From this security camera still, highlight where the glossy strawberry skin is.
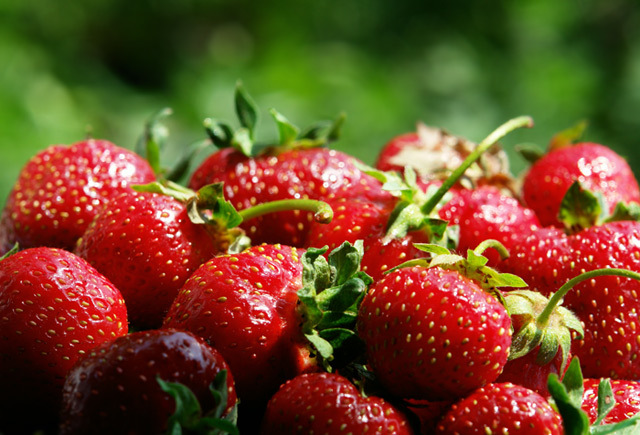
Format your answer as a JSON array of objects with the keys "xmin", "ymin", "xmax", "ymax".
[
  {"xmin": 582, "ymin": 378, "xmax": 640, "ymax": 424},
  {"xmin": 59, "ymin": 329, "xmax": 236, "ymax": 435},
  {"xmin": 0, "ymin": 247, "xmax": 128, "ymax": 431},
  {"xmin": 0, "ymin": 139, "xmax": 155, "ymax": 254},
  {"xmin": 260, "ymin": 372, "xmax": 414, "ymax": 434},
  {"xmin": 522, "ymin": 143, "xmax": 640, "ymax": 228},
  {"xmin": 188, "ymin": 147, "xmax": 391, "ymax": 247},
  {"xmin": 495, "ymin": 348, "xmax": 567, "ymax": 397},
  {"xmin": 357, "ymin": 266, "xmax": 512, "ymax": 401},
  {"xmin": 435, "ymin": 382, "xmax": 563, "ymax": 434},
  {"xmin": 75, "ymin": 191, "xmax": 219, "ymax": 329},
  {"xmin": 500, "ymin": 221, "xmax": 640, "ymax": 380},
  {"xmin": 438, "ymin": 186, "xmax": 540, "ymax": 265},
  {"xmin": 163, "ymin": 244, "xmax": 315, "ymax": 404}
]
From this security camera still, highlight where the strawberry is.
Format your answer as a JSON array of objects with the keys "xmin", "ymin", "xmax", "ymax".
[
  {"xmin": 0, "ymin": 139, "xmax": 155, "ymax": 254},
  {"xmin": 434, "ymin": 382, "xmax": 563, "ymax": 434},
  {"xmin": 356, "ymin": 244, "xmax": 525, "ymax": 402},
  {"xmin": 522, "ymin": 140, "xmax": 640, "ymax": 228},
  {"xmin": 500, "ymin": 214, "xmax": 640, "ymax": 379},
  {"xmin": 59, "ymin": 328, "xmax": 237, "ymax": 435},
  {"xmin": 0, "ymin": 247, "xmax": 128, "ymax": 433},
  {"xmin": 74, "ymin": 189, "xmax": 220, "ymax": 329},
  {"xmin": 163, "ymin": 241, "xmax": 370, "ymax": 406},
  {"xmin": 260, "ymin": 372, "xmax": 414, "ymax": 434},
  {"xmin": 187, "ymin": 83, "xmax": 391, "ymax": 247}
]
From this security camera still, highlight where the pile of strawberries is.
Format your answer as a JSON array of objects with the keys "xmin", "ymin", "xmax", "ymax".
[{"xmin": 2, "ymin": 84, "xmax": 640, "ymax": 434}]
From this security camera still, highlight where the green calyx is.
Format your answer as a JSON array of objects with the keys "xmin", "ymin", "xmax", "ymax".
[
  {"xmin": 296, "ymin": 240, "xmax": 373, "ymax": 371},
  {"xmin": 158, "ymin": 370, "xmax": 239, "ymax": 435},
  {"xmin": 559, "ymin": 181, "xmax": 640, "ymax": 234},
  {"xmin": 548, "ymin": 358, "xmax": 640, "ymax": 434},
  {"xmin": 387, "ymin": 240, "xmax": 527, "ymax": 304},
  {"xmin": 204, "ymin": 81, "xmax": 345, "ymax": 158},
  {"xmin": 132, "ymin": 181, "xmax": 333, "ymax": 254}
]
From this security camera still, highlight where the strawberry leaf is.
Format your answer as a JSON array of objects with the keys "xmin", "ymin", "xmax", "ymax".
[
  {"xmin": 204, "ymin": 118, "xmax": 235, "ymax": 149},
  {"xmin": 605, "ymin": 201, "xmax": 640, "ymax": 223},
  {"xmin": 234, "ymin": 81, "xmax": 258, "ymax": 140},
  {"xmin": 0, "ymin": 243, "xmax": 19, "ymax": 261},
  {"xmin": 190, "ymin": 183, "xmax": 243, "ymax": 229},
  {"xmin": 548, "ymin": 358, "xmax": 590, "ymax": 435},
  {"xmin": 136, "ymin": 107, "xmax": 172, "ymax": 176},
  {"xmin": 270, "ymin": 108, "xmax": 300, "ymax": 145},
  {"xmin": 594, "ymin": 378, "xmax": 615, "ymax": 426},
  {"xmin": 515, "ymin": 143, "xmax": 545, "ymax": 164},
  {"xmin": 548, "ymin": 120, "xmax": 588, "ymax": 151}
]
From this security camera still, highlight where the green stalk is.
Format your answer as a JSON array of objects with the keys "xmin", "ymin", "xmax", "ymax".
[
  {"xmin": 421, "ymin": 115, "xmax": 533, "ymax": 214},
  {"xmin": 473, "ymin": 239, "xmax": 511, "ymax": 261},
  {"xmin": 537, "ymin": 268, "xmax": 640, "ymax": 328},
  {"xmin": 238, "ymin": 198, "xmax": 333, "ymax": 224}
]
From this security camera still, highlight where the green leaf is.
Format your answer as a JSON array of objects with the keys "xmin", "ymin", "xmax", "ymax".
[
  {"xmin": 158, "ymin": 377, "xmax": 203, "ymax": 432},
  {"xmin": 270, "ymin": 108, "xmax": 300, "ymax": 145},
  {"xmin": 412, "ymin": 243, "xmax": 452, "ymax": 256},
  {"xmin": 515, "ymin": 143, "xmax": 545, "ymax": 164},
  {"xmin": 165, "ymin": 139, "xmax": 211, "ymax": 183},
  {"xmin": 559, "ymin": 181, "xmax": 607, "ymax": 233},
  {"xmin": 327, "ymin": 240, "xmax": 367, "ymax": 286},
  {"xmin": 231, "ymin": 127, "xmax": 254, "ymax": 157},
  {"xmin": 305, "ymin": 331, "xmax": 334, "ymax": 360},
  {"xmin": 204, "ymin": 118, "xmax": 235, "ymax": 150},
  {"xmin": 190, "ymin": 183, "xmax": 243, "ymax": 229},
  {"xmin": 549, "ymin": 120, "xmax": 588, "ymax": 151},
  {"xmin": 590, "ymin": 413, "xmax": 640, "ymax": 434},
  {"xmin": 234, "ymin": 81, "xmax": 258, "ymax": 140},
  {"xmin": 0, "ymin": 243, "xmax": 19, "ymax": 260},
  {"xmin": 137, "ymin": 107, "xmax": 172, "ymax": 176},
  {"xmin": 594, "ymin": 379, "xmax": 615, "ymax": 426},
  {"xmin": 605, "ymin": 201, "xmax": 640, "ymax": 223},
  {"xmin": 548, "ymin": 358, "xmax": 590, "ymax": 435}
]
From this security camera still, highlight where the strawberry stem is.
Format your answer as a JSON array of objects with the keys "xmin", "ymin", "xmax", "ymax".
[
  {"xmin": 238, "ymin": 199, "xmax": 333, "ymax": 224},
  {"xmin": 473, "ymin": 239, "xmax": 511, "ymax": 260},
  {"xmin": 421, "ymin": 115, "xmax": 534, "ymax": 214},
  {"xmin": 537, "ymin": 268, "xmax": 640, "ymax": 328}
]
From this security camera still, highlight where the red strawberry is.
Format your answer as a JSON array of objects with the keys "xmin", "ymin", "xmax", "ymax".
[
  {"xmin": 438, "ymin": 185, "xmax": 540, "ymax": 266},
  {"xmin": 500, "ymin": 219, "xmax": 640, "ymax": 380},
  {"xmin": 59, "ymin": 329, "xmax": 237, "ymax": 435},
  {"xmin": 0, "ymin": 139, "xmax": 155, "ymax": 253},
  {"xmin": 74, "ymin": 190, "xmax": 220, "ymax": 329},
  {"xmin": 260, "ymin": 372, "xmax": 414, "ymax": 434},
  {"xmin": 434, "ymin": 382, "xmax": 563, "ymax": 434},
  {"xmin": 522, "ymin": 141, "xmax": 640, "ymax": 228},
  {"xmin": 187, "ymin": 84, "xmax": 391, "ymax": 247},
  {"xmin": 357, "ymin": 245, "xmax": 523, "ymax": 401},
  {"xmin": 0, "ymin": 247, "xmax": 128, "ymax": 433},
  {"xmin": 163, "ymin": 241, "xmax": 371, "ymax": 406}
]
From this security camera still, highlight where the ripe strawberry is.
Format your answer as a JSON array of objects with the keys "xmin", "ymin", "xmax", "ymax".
[
  {"xmin": 434, "ymin": 382, "xmax": 563, "ymax": 434},
  {"xmin": 357, "ymin": 244, "xmax": 524, "ymax": 402},
  {"xmin": 260, "ymin": 372, "xmax": 414, "ymax": 434},
  {"xmin": 59, "ymin": 328, "xmax": 237, "ymax": 435},
  {"xmin": 74, "ymin": 189, "xmax": 220, "ymax": 329},
  {"xmin": 0, "ymin": 139, "xmax": 155, "ymax": 254},
  {"xmin": 163, "ymin": 242, "xmax": 370, "ymax": 406},
  {"xmin": 582, "ymin": 378, "xmax": 640, "ymax": 425},
  {"xmin": 500, "ymin": 219, "xmax": 640, "ymax": 380},
  {"xmin": 522, "ymin": 141, "xmax": 640, "ymax": 228},
  {"xmin": 187, "ymin": 83, "xmax": 391, "ymax": 247},
  {"xmin": 0, "ymin": 247, "xmax": 128, "ymax": 433}
]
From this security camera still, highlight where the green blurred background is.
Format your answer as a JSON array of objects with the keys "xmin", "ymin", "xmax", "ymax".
[{"xmin": 2, "ymin": 0, "xmax": 640, "ymax": 208}]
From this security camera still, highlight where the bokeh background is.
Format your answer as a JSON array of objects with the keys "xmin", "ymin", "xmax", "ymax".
[{"xmin": 2, "ymin": 0, "xmax": 640, "ymax": 207}]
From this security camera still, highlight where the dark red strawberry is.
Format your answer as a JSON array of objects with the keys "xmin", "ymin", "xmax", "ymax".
[
  {"xmin": 0, "ymin": 247, "xmax": 128, "ymax": 433},
  {"xmin": 357, "ymin": 244, "xmax": 524, "ymax": 402},
  {"xmin": 163, "ymin": 242, "xmax": 371, "ymax": 406},
  {"xmin": 187, "ymin": 83, "xmax": 391, "ymax": 247},
  {"xmin": 522, "ymin": 141, "xmax": 640, "ymax": 228},
  {"xmin": 0, "ymin": 139, "xmax": 155, "ymax": 254},
  {"xmin": 434, "ymin": 382, "xmax": 563, "ymax": 434},
  {"xmin": 59, "ymin": 328, "xmax": 237, "ymax": 435},
  {"xmin": 260, "ymin": 372, "xmax": 414, "ymax": 434},
  {"xmin": 74, "ymin": 189, "xmax": 220, "ymax": 329}
]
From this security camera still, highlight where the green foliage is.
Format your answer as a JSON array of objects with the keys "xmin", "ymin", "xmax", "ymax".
[{"xmin": 2, "ymin": 0, "xmax": 640, "ymax": 209}]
